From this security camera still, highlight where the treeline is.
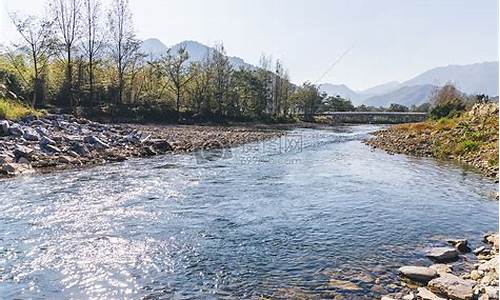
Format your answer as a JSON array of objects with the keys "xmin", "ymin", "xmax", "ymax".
[{"xmin": 0, "ymin": 0, "xmax": 329, "ymax": 122}]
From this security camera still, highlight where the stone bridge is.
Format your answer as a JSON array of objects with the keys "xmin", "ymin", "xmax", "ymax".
[{"xmin": 312, "ymin": 111, "xmax": 428, "ymax": 124}]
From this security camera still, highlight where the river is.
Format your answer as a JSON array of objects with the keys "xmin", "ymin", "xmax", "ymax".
[{"xmin": 0, "ymin": 125, "xmax": 497, "ymax": 299}]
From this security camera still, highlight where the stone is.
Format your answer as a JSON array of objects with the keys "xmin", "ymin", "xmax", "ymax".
[
  {"xmin": 22, "ymin": 128, "xmax": 40, "ymax": 141},
  {"xmin": 398, "ymin": 266, "xmax": 438, "ymax": 283},
  {"xmin": 484, "ymin": 234, "xmax": 499, "ymax": 251},
  {"xmin": 426, "ymin": 247, "xmax": 459, "ymax": 262},
  {"xmin": 402, "ymin": 293, "xmax": 415, "ymax": 300},
  {"xmin": 429, "ymin": 264, "xmax": 452, "ymax": 275},
  {"xmin": 39, "ymin": 136, "xmax": 56, "ymax": 146},
  {"xmin": 42, "ymin": 144, "xmax": 61, "ymax": 153},
  {"xmin": 1, "ymin": 162, "xmax": 33, "ymax": 176},
  {"xmin": 8, "ymin": 124, "xmax": 24, "ymax": 136},
  {"xmin": 328, "ymin": 279, "xmax": 362, "ymax": 291},
  {"xmin": 381, "ymin": 296, "xmax": 397, "ymax": 300},
  {"xmin": 14, "ymin": 146, "xmax": 33, "ymax": 159},
  {"xmin": 428, "ymin": 273, "xmax": 474, "ymax": 300},
  {"xmin": 417, "ymin": 287, "xmax": 446, "ymax": 300},
  {"xmin": 447, "ymin": 239, "xmax": 471, "ymax": 253},
  {"xmin": 0, "ymin": 120, "xmax": 10, "ymax": 135},
  {"xmin": 84, "ymin": 135, "xmax": 109, "ymax": 149},
  {"xmin": 470, "ymin": 270, "xmax": 483, "ymax": 280},
  {"xmin": 481, "ymin": 286, "xmax": 499, "ymax": 300},
  {"xmin": 474, "ymin": 246, "xmax": 487, "ymax": 255},
  {"xmin": 478, "ymin": 256, "xmax": 498, "ymax": 273}
]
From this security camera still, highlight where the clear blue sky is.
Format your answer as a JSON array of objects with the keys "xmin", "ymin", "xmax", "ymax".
[{"xmin": 1, "ymin": 0, "xmax": 498, "ymax": 90}]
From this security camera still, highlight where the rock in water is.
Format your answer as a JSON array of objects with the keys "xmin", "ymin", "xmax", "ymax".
[
  {"xmin": 398, "ymin": 266, "xmax": 438, "ymax": 283},
  {"xmin": 417, "ymin": 287, "xmax": 446, "ymax": 300},
  {"xmin": 428, "ymin": 273, "xmax": 474, "ymax": 300},
  {"xmin": 447, "ymin": 239, "xmax": 471, "ymax": 253},
  {"xmin": 0, "ymin": 120, "xmax": 9, "ymax": 135},
  {"xmin": 426, "ymin": 247, "xmax": 459, "ymax": 262}
]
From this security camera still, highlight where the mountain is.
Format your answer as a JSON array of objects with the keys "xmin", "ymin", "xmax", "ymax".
[
  {"xmin": 360, "ymin": 81, "xmax": 400, "ymax": 96},
  {"xmin": 363, "ymin": 84, "xmax": 437, "ymax": 107},
  {"xmin": 140, "ymin": 38, "xmax": 256, "ymax": 70},
  {"xmin": 400, "ymin": 61, "xmax": 498, "ymax": 96},
  {"xmin": 140, "ymin": 38, "xmax": 169, "ymax": 59},
  {"xmin": 320, "ymin": 61, "xmax": 498, "ymax": 107},
  {"xmin": 318, "ymin": 83, "xmax": 366, "ymax": 105}
]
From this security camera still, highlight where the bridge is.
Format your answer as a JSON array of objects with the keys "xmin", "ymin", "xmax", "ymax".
[{"xmin": 312, "ymin": 111, "xmax": 428, "ymax": 124}]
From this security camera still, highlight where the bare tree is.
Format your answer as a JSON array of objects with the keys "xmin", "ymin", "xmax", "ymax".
[
  {"xmin": 9, "ymin": 14, "xmax": 55, "ymax": 107},
  {"xmin": 108, "ymin": 0, "xmax": 140, "ymax": 104},
  {"xmin": 154, "ymin": 46, "xmax": 195, "ymax": 119},
  {"xmin": 81, "ymin": 0, "xmax": 104, "ymax": 105},
  {"xmin": 212, "ymin": 43, "xmax": 233, "ymax": 118},
  {"xmin": 52, "ymin": 0, "xmax": 81, "ymax": 108}
]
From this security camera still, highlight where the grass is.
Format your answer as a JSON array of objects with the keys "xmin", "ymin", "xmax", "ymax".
[{"xmin": 0, "ymin": 98, "xmax": 40, "ymax": 120}]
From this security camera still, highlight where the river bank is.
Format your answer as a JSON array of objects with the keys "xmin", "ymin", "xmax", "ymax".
[
  {"xmin": 382, "ymin": 233, "xmax": 499, "ymax": 300},
  {"xmin": 365, "ymin": 103, "xmax": 499, "ymax": 179},
  {"xmin": 0, "ymin": 114, "xmax": 283, "ymax": 178}
]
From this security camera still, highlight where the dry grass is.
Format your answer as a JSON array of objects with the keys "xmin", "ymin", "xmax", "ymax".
[{"xmin": 0, "ymin": 98, "xmax": 41, "ymax": 120}]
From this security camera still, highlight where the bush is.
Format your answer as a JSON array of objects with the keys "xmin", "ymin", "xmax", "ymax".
[{"xmin": 0, "ymin": 98, "xmax": 40, "ymax": 120}]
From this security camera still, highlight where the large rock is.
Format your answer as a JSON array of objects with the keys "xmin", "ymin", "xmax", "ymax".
[
  {"xmin": 398, "ymin": 266, "xmax": 438, "ymax": 283},
  {"xmin": 84, "ymin": 135, "xmax": 109, "ymax": 149},
  {"xmin": 1, "ymin": 162, "xmax": 34, "ymax": 176},
  {"xmin": 8, "ymin": 124, "xmax": 24, "ymax": 136},
  {"xmin": 417, "ymin": 287, "xmax": 446, "ymax": 300},
  {"xmin": 428, "ymin": 273, "xmax": 474, "ymax": 300},
  {"xmin": 22, "ymin": 128, "xmax": 40, "ymax": 141},
  {"xmin": 426, "ymin": 247, "xmax": 459, "ymax": 262},
  {"xmin": 447, "ymin": 239, "xmax": 471, "ymax": 253},
  {"xmin": 14, "ymin": 146, "xmax": 34, "ymax": 159},
  {"xmin": 478, "ymin": 256, "xmax": 498, "ymax": 273},
  {"xmin": 39, "ymin": 136, "xmax": 56, "ymax": 146},
  {"xmin": 484, "ymin": 233, "xmax": 499, "ymax": 251},
  {"xmin": 0, "ymin": 120, "xmax": 9, "ymax": 135}
]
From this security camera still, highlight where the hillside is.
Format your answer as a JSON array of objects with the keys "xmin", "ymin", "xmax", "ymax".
[
  {"xmin": 363, "ymin": 84, "xmax": 436, "ymax": 107},
  {"xmin": 366, "ymin": 103, "xmax": 499, "ymax": 178}
]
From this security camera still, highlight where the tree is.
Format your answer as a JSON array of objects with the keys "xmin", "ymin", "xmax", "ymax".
[
  {"xmin": 323, "ymin": 95, "xmax": 355, "ymax": 112},
  {"xmin": 9, "ymin": 14, "xmax": 55, "ymax": 107},
  {"xmin": 81, "ymin": 0, "xmax": 104, "ymax": 105},
  {"xmin": 291, "ymin": 82, "xmax": 324, "ymax": 119},
  {"xmin": 108, "ymin": 0, "xmax": 140, "ymax": 104},
  {"xmin": 429, "ymin": 84, "xmax": 466, "ymax": 118},
  {"xmin": 212, "ymin": 43, "xmax": 233, "ymax": 118},
  {"xmin": 52, "ymin": 0, "xmax": 81, "ymax": 107},
  {"xmin": 154, "ymin": 46, "xmax": 194, "ymax": 118},
  {"xmin": 387, "ymin": 103, "xmax": 409, "ymax": 112}
]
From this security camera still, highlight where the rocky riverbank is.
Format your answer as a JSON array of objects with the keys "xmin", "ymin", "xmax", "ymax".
[
  {"xmin": 0, "ymin": 114, "xmax": 283, "ymax": 178},
  {"xmin": 382, "ymin": 233, "xmax": 499, "ymax": 300},
  {"xmin": 366, "ymin": 103, "xmax": 499, "ymax": 179}
]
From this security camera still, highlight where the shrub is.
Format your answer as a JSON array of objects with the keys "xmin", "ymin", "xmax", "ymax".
[{"xmin": 0, "ymin": 98, "xmax": 40, "ymax": 120}]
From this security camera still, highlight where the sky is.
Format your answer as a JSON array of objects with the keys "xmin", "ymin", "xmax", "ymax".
[{"xmin": 0, "ymin": 0, "xmax": 498, "ymax": 90}]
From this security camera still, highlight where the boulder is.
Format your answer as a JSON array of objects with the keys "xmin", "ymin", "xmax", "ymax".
[
  {"xmin": 1, "ymin": 162, "xmax": 33, "ymax": 176},
  {"xmin": 473, "ymin": 246, "xmax": 487, "ymax": 255},
  {"xmin": 484, "ymin": 233, "xmax": 499, "ymax": 251},
  {"xmin": 478, "ymin": 256, "xmax": 498, "ymax": 273},
  {"xmin": 398, "ymin": 266, "xmax": 438, "ymax": 283},
  {"xmin": 9, "ymin": 124, "xmax": 24, "ymax": 136},
  {"xmin": 428, "ymin": 273, "xmax": 474, "ymax": 300},
  {"xmin": 22, "ymin": 128, "xmax": 40, "ymax": 141},
  {"xmin": 447, "ymin": 239, "xmax": 471, "ymax": 253},
  {"xmin": 42, "ymin": 144, "xmax": 61, "ymax": 153},
  {"xmin": 39, "ymin": 136, "xmax": 56, "ymax": 146},
  {"xmin": 84, "ymin": 135, "xmax": 109, "ymax": 149},
  {"xmin": 426, "ymin": 247, "xmax": 459, "ymax": 262},
  {"xmin": 429, "ymin": 264, "xmax": 452, "ymax": 275},
  {"xmin": 417, "ymin": 287, "xmax": 446, "ymax": 300},
  {"xmin": 14, "ymin": 146, "xmax": 33, "ymax": 159},
  {"xmin": 0, "ymin": 120, "xmax": 9, "ymax": 135}
]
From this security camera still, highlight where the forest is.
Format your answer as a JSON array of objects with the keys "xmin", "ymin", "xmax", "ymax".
[{"xmin": 0, "ymin": 0, "xmax": 428, "ymax": 123}]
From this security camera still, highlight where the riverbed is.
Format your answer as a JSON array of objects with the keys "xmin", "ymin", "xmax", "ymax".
[{"xmin": 0, "ymin": 125, "xmax": 497, "ymax": 299}]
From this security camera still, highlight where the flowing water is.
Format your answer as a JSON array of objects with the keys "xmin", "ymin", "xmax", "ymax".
[{"xmin": 0, "ymin": 125, "xmax": 498, "ymax": 299}]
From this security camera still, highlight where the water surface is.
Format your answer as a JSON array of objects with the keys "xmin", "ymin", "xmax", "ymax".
[{"xmin": 0, "ymin": 125, "xmax": 497, "ymax": 299}]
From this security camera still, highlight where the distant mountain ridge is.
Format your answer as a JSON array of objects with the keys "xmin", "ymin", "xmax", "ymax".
[
  {"xmin": 320, "ymin": 61, "xmax": 499, "ymax": 107},
  {"xmin": 141, "ymin": 38, "xmax": 255, "ymax": 70}
]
